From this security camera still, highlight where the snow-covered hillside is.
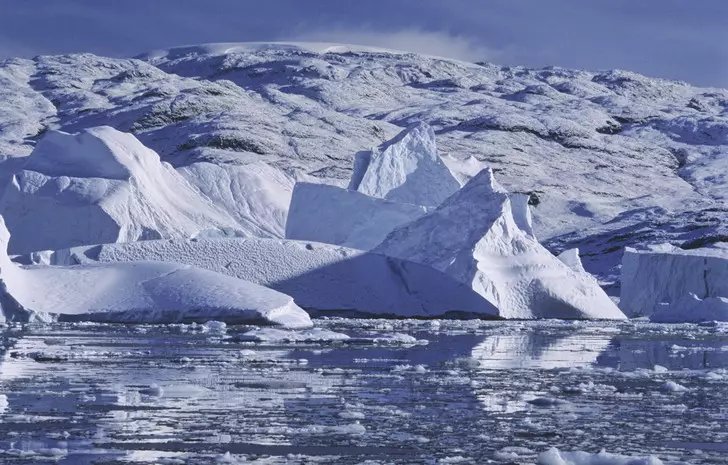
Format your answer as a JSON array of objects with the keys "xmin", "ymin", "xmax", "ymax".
[{"xmin": 1, "ymin": 42, "xmax": 727, "ymax": 286}]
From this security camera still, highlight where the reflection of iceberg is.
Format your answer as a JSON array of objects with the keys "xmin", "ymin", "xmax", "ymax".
[{"xmin": 471, "ymin": 332, "xmax": 614, "ymax": 370}]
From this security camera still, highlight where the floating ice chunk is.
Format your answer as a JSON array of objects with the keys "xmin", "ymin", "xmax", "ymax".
[
  {"xmin": 621, "ymin": 244, "xmax": 728, "ymax": 317},
  {"xmin": 651, "ymin": 293, "xmax": 728, "ymax": 323},
  {"xmin": 234, "ymin": 327, "xmax": 351, "ymax": 343},
  {"xmin": 0, "ymin": 127, "xmax": 243, "ymax": 254},
  {"xmin": 537, "ymin": 447, "xmax": 664, "ymax": 465},
  {"xmin": 375, "ymin": 169, "xmax": 626, "ymax": 320},
  {"xmin": 351, "ymin": 122, "xmax": 460, "ymax": 207},
  {"xmin": 285, "ymin": 182, "xmax": 428, "ymax": 250},
  {"xmin": 660, "ymin": 380, "xmax": 688, "ymax": 393},
  {"xmin": 0, "ymin": 215, "xmax": 312, "ymax": 328}
]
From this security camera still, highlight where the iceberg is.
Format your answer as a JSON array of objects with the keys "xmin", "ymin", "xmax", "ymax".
[
  {"xmin": 651, "ymin": 293, "xmax": 728, "ymax": 323},
  {"xmin": 178, "ymin": 161, "xmax": 293, "ymax": 238},
  {"xmin": 374, "ymin": 169, "xmax": 625, "ymax": 320},
  {"xmin": 557, "ymin": 248, "xmax": 587, "ymax": 274},
  {"xmin": 0, "ymin": 126, "xmax": 242, "ymax": 254},
  {"xmin": 349, "ymin": 122, "xmax": 460, "ymax": 207},
  {"xmin": 36, "ymin": 237, "xmax": 499, "ymax": 319},
  {"xmin": 285, "ymin": 182, "xmax": 428, "ymax": 250},
  {"xmin": 0, "ymin": 216, "xmax": 311, "ymax": 327},
  {"xmin": 620, "ymin": 244, "xmax": 728, "ymax": 317}
]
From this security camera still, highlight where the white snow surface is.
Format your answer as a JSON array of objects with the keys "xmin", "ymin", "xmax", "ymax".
[
  {"xmin": 375, "ymin": 170, "xmax": 626, "ymax": 320},
  {"xmin": 0, "ymin": 127, "xmax": 243, "ymax": 254},
  {"xmin": 178, "ymin": 161, "xmax": 293, "ymax": 238},
  {"xmin": 0, "ymin": 216, "xmax": 311, "ymax": 327},
  {"xmin": 651, "ymin": 293, "xmax": 728, "ymax": 323},
  {"xmin": 620, "ymin": 244, "xmax": 728, "ymax": 317},
  {"xmin": 557, "ymin": 248, "xmax": 587, "ymax": 274},
  {"xmin": 38, "ymin": 237, "xmax": 499, "ymax": 318},
  {"xmin": 350, "ymin": 122, "xmax": 460, "ymax": 207},
  {"xmin": 285, "ymin": 182, "xmax": 428, "ymax": 250}
]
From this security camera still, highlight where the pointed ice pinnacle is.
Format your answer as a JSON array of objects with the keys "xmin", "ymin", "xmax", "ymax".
[
  {"xmin": 374, "ymin": 169, "xmax": 626, "ymax": 320},
  {"xmin": 350, "ymin": 122, "xmax": 461, "ymax": 207}
]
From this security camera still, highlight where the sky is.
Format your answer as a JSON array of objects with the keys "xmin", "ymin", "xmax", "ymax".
[{"xmin": 0, "ymin": 0, "xmax": 726, "ymax": 88}]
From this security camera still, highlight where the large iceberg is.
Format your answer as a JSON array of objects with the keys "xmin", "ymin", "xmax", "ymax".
[
  {"xmin": 621, "ymin": 244, "xmax": 728, "ymax": 317},
  {"xmin": 178, "ymin": 161, "xmax": 293, "ymax": 238},
  {"xmin": 0, "ymin": 216, "xmax": 311, "ymax": 327},
  {"xmin": 285, "ymin": 182, "xmax": 428, "ymax": 250},
  {"xmin": 0, "ymin": 126, "xmax": 242, "ymax": 254},
  {"xmin": 34, "ymin": 238, "xmax": 499, "ymax": 319},
  {"xmin": 374, "ymin": 169, "xmax": 626, "ymax": 320},
  {"xmin": 349, "ymin": 122, "xmax": 460, "ymax": 207},
  {"xmin": 651, "ymin": 293, "xmax": 728, "ymax": 323}
]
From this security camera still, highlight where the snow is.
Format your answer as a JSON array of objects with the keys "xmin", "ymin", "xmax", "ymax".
[
  {"xmin": 40, "ymin": 237, "xmax": 499, "ymax": 318},
  {"xmin": 537, "ymin": 448, "xmax": 664, "ymax": 465},
  {"xmin": 0, "ymin": 215, "xmax": 311, "ymax": 327},
  {"xmin": 620, "ymin": 244, "xmax": 728, "ymax": 317},
  {"xmin": 178, "ymin": 161, "xmax": 294, "ymax": 238},
  {"xmin": 0, "ymin": 127, "xmax": 243, "ymax": 254},
  {"xmin": 285, "ymin": 182, "xmax": 428, "ymax": 250},
  {"xmin": 651, "ymin": 293, "xmax": 728, "ymax": 323},
  {"xmin": 375, "ymin": 169, "xmax": 626, "ymax": 320},
  {"xmin": 350, "ymin": 122, "xmax": 460, "ymax": 207},
  {"xmin": 558, "ymin": 248, "xmax": 587, "ymax": 274}
]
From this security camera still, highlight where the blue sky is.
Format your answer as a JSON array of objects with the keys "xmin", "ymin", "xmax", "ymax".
[{"xmin": 1, "ymin": 0, "xmax": 726, "ymax": 87}]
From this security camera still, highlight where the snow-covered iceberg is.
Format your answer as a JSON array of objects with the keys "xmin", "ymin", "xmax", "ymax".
[
  {"xmin": 0, "ymin": 216, "xmax": 311, "ymax": 327},
  {"xmin": 374, "ymin": 169, "xmax": 626, "ymax": 320},
  {"xmin": 349, "ymin": 122, "xmax": 460, "ymax": 207},
  {"xmin": 0, "ymin": 126, "xmax": 243, "ymax": 254},
  {"xmin": 620, "ymin": 244, "xmax": 728, "ymax": 317},
  {"xmin": 37, "ymin": 237, "xmax": 499, "ymax": 319},
  {"xmin": 285, "ymin": 182, "xmax": 428, "ymax": 250},
  {"xmin": 651, "ymin": 293, "xmax": 728, "ymax": 323},
  {"xmin": 178, "ymin": 161, "xmax": 293, "ymax": 238},
  {"xmin": 557, "ymin": 248, "xmax": 587, "ymax": 274}
]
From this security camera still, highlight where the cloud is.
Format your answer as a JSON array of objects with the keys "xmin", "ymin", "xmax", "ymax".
[{"xmin": 288, "ymin": 28, "xmax": 499, "ymax": 63}]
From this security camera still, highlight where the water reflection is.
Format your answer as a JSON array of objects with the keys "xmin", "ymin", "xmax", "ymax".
[{"xmin": 0, "ymin": 321, "xmax": 726, "ymax": 463}]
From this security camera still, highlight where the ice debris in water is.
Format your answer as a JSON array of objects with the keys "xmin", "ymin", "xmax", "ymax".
[{"xmin": 537, "ymin": 447, "xmax": 664, "ymax": 465}]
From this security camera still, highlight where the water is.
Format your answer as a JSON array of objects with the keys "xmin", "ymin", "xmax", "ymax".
[{"xmin": 0, "ymin": 319, "xmax": 727, "ymax": 464}]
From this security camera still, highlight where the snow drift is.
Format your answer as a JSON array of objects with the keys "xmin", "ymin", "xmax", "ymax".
[
  {"xmin": 38, "ymin": 237, "xmax": 499, "ymax": 319},
  {"xmin": 285, "ymin": 182, "xmax": 428, "ymax": 250},
  {"xmin": 0, "ymin": 215, "xmax": 311, "ymax": 327},
  {"xmin": 0, "ymin": 126, "xmax": 243, "ymax": 254},
  {"xmin": 621, "ymin": 244, "xmax": 728, "ymax": 317},
  {"xmin": 375, "ymin": 169, "xmax": 626, "ymax": 320}
]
